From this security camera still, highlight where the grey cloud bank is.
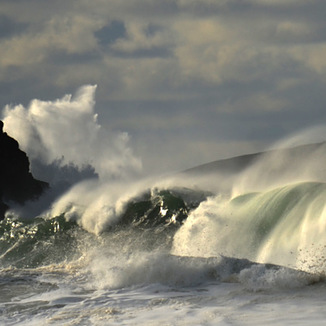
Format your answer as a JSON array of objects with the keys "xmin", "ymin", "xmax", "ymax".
[{"xmin": 1, "ymin": 0, "xmax": 326, "ymax": 174}]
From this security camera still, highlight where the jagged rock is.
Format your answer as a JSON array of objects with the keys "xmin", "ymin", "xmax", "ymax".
[{"xmin": 0, "ymin": 121, "xmax": 48, "ymax": 219}]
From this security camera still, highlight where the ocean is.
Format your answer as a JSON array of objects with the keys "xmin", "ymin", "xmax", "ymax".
[
  {"xmin": 2, "ymin": 87, "xmax": 326, "ymax": 325},
  {"xmin": 2, "ymin": 168, "xmax": 326, "ymax": 325}
]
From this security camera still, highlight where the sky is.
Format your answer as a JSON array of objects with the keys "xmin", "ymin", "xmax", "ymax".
[{"xmin": 1, "ymin": 0, "xmax": 326, "ymax": 175}]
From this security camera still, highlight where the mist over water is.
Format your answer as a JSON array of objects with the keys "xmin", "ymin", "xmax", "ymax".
[{"xmin": 233, "ymin": 131, "xmax": 326, "ymax": 196}]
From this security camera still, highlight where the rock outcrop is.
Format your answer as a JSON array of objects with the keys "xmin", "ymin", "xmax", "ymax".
[{"xmin": 0, "ymin": 121, "xmax": 48, "ymax": 219}]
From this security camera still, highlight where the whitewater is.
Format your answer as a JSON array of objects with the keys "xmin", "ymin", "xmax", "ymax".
[{"xmin": 2, "ymin": 86, "xmax": 326, "ymax": 325}]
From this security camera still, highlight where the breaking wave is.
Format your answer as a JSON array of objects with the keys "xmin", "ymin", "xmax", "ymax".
[{"xmin": 1, "ymin": 85, "xmax": 326, "ymax": 293}]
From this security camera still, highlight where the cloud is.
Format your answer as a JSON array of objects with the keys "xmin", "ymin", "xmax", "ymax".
[
  {"xmin": 95, "ymin": 20, "xmax": 127, "ymax": 46},
  {"xmin": 108, "ymin": 21, "xmax": 174, "ymax": 59},
  {"xmin": 1, "ymin": 0, "xmax": 326, "ymax": 173},
  {"xmin": 287, "ymin": 44, "xmax": 326, "ymax": 75},
  {"xmin": 220, "ymin": 92, "xmax": 289, "ymax": 113},
  {"xmin": 0, "ymin": 14, "xmax": 28, "ymax": 39},
  {"xmin": 2, "ymin": 0, "xmax": 325, "ymax": 97},
  {"xmin": 0, "ymin": 14, "xmax": 100, "ymax": 67}
]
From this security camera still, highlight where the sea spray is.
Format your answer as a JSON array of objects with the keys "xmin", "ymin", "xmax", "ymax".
[
  {"xmin": 2, "ymin": 85, "xmax": 144, "ymax": 222},
  {"xmin": 45, "ymin": 176, "xmax": 210, "ymax": 235},
  {"xmin": 233, "ymin": 132, "xmax": 326, "ymax": 196},
  {"xmin": 2, "ymin": 85, "xmax": 142, "ymax": 181},
  {"xmin": 3, "ymin": 88, "xmax": 326, "ymax": 325},
  {"xmin": 233, "ymin": 144, "xmax": 326, "ymax": 196},
  {"xmin": 46, "ymin": 179, "xmax": 143, "ymax": 234},
  {"xmin": 3, "ymin": 85, "xmax": 326, "ymax": 274}
]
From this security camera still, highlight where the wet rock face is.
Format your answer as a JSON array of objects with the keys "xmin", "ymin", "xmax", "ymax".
[{"xmin": 0, "ymin": 121, "xmax": 48, "ymax": 218}]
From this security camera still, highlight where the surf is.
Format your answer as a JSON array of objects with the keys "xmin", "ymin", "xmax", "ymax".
[
  {"xmin": 2, "ymin": 85, "xmax": 326, "ymax": 281},
  {"xmin": 3, "ymin": 86, "xmax": 326, "ymax": 326},
  {"xmin": 172, "ymin": 181, "xmax": 326, "ymax": 273}
]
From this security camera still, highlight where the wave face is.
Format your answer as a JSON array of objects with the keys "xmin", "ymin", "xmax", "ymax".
[
  {"xmin": 2, "ymin": 181, "xmax": 326, "ymax": 277},
  {"xmin": 0, "ymin": 187, "xmax": 210, "ymax": 270},
  {"xmin": 173, "ymin": 182, "xmax": 326, "ymax": 273},
  {"xmin": 0, "ymin": 216, "xmax": 80, "ymax": 268}
]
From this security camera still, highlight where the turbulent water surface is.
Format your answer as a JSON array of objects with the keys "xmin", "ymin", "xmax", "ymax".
[
  {"xmin": 2, "ymin": 87, "xmax": 326, "ymax": 325},
  {"xmin": 2, "ymin": 178, "xmax": 326, "ymax": 325}
]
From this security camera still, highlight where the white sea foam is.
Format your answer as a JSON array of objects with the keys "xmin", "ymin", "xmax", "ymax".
[{"xmin": 46, "ymin": 179, "xmax": 143, "ymax": 234}]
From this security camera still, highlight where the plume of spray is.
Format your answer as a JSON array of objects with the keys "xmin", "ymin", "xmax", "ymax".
[
  {"xmin": 2, "ymin": 84, "xmax": 237, "ymax": 233},
  {"xmin": 2, "ymin": 85, "xmax": 142, "ymax": 180},
  {"xmin": 232, "ymin": 125, "xmax": 326, "ymax": 196},
  {"xmin": 1, "ymin": 85, "xmax": 143, "ymax": 229}
]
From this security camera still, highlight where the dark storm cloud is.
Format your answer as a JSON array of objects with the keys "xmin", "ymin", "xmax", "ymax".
[
  {"xmin": 94, "ymin": 20, "xmax": 171, "ymax": 58},
  {"xmin": 95, "ymin": 20, "xmax": 127, "ymax": 46},
  {"xmin": 0, "ymin": 14, "xmax": 28, "ymax": 39},
  {"xmin": 47, "ymin": 51, "xmax": 101, "ymax": 66},
  {"xmin": 110, "ymin": 46, "xmax": 172, "ymax": 59},
  {"xmin": 176, "ymin": 0, "xmax": 326, "ymax": 18}
]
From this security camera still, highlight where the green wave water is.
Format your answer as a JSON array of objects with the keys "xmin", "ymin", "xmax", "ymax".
[
  {"xmin": 0, "ymin": 215, "xmax": 81, "ymax": 268},
  {"xmin": 3, "ymin": 182, "xmax": 326, "ymax": 274},
  {"xmin": 0, "ymin": 188, "xmax": 208, "ymax": 269},
  {"xmin": 173, "ymin": 181, "xmax": 326, "ymax": 273}
]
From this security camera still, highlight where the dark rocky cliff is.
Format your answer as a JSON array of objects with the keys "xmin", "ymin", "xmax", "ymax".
[{"xmin": 0, "ymin": 121, "xmax": 48, "ymax": 219}]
